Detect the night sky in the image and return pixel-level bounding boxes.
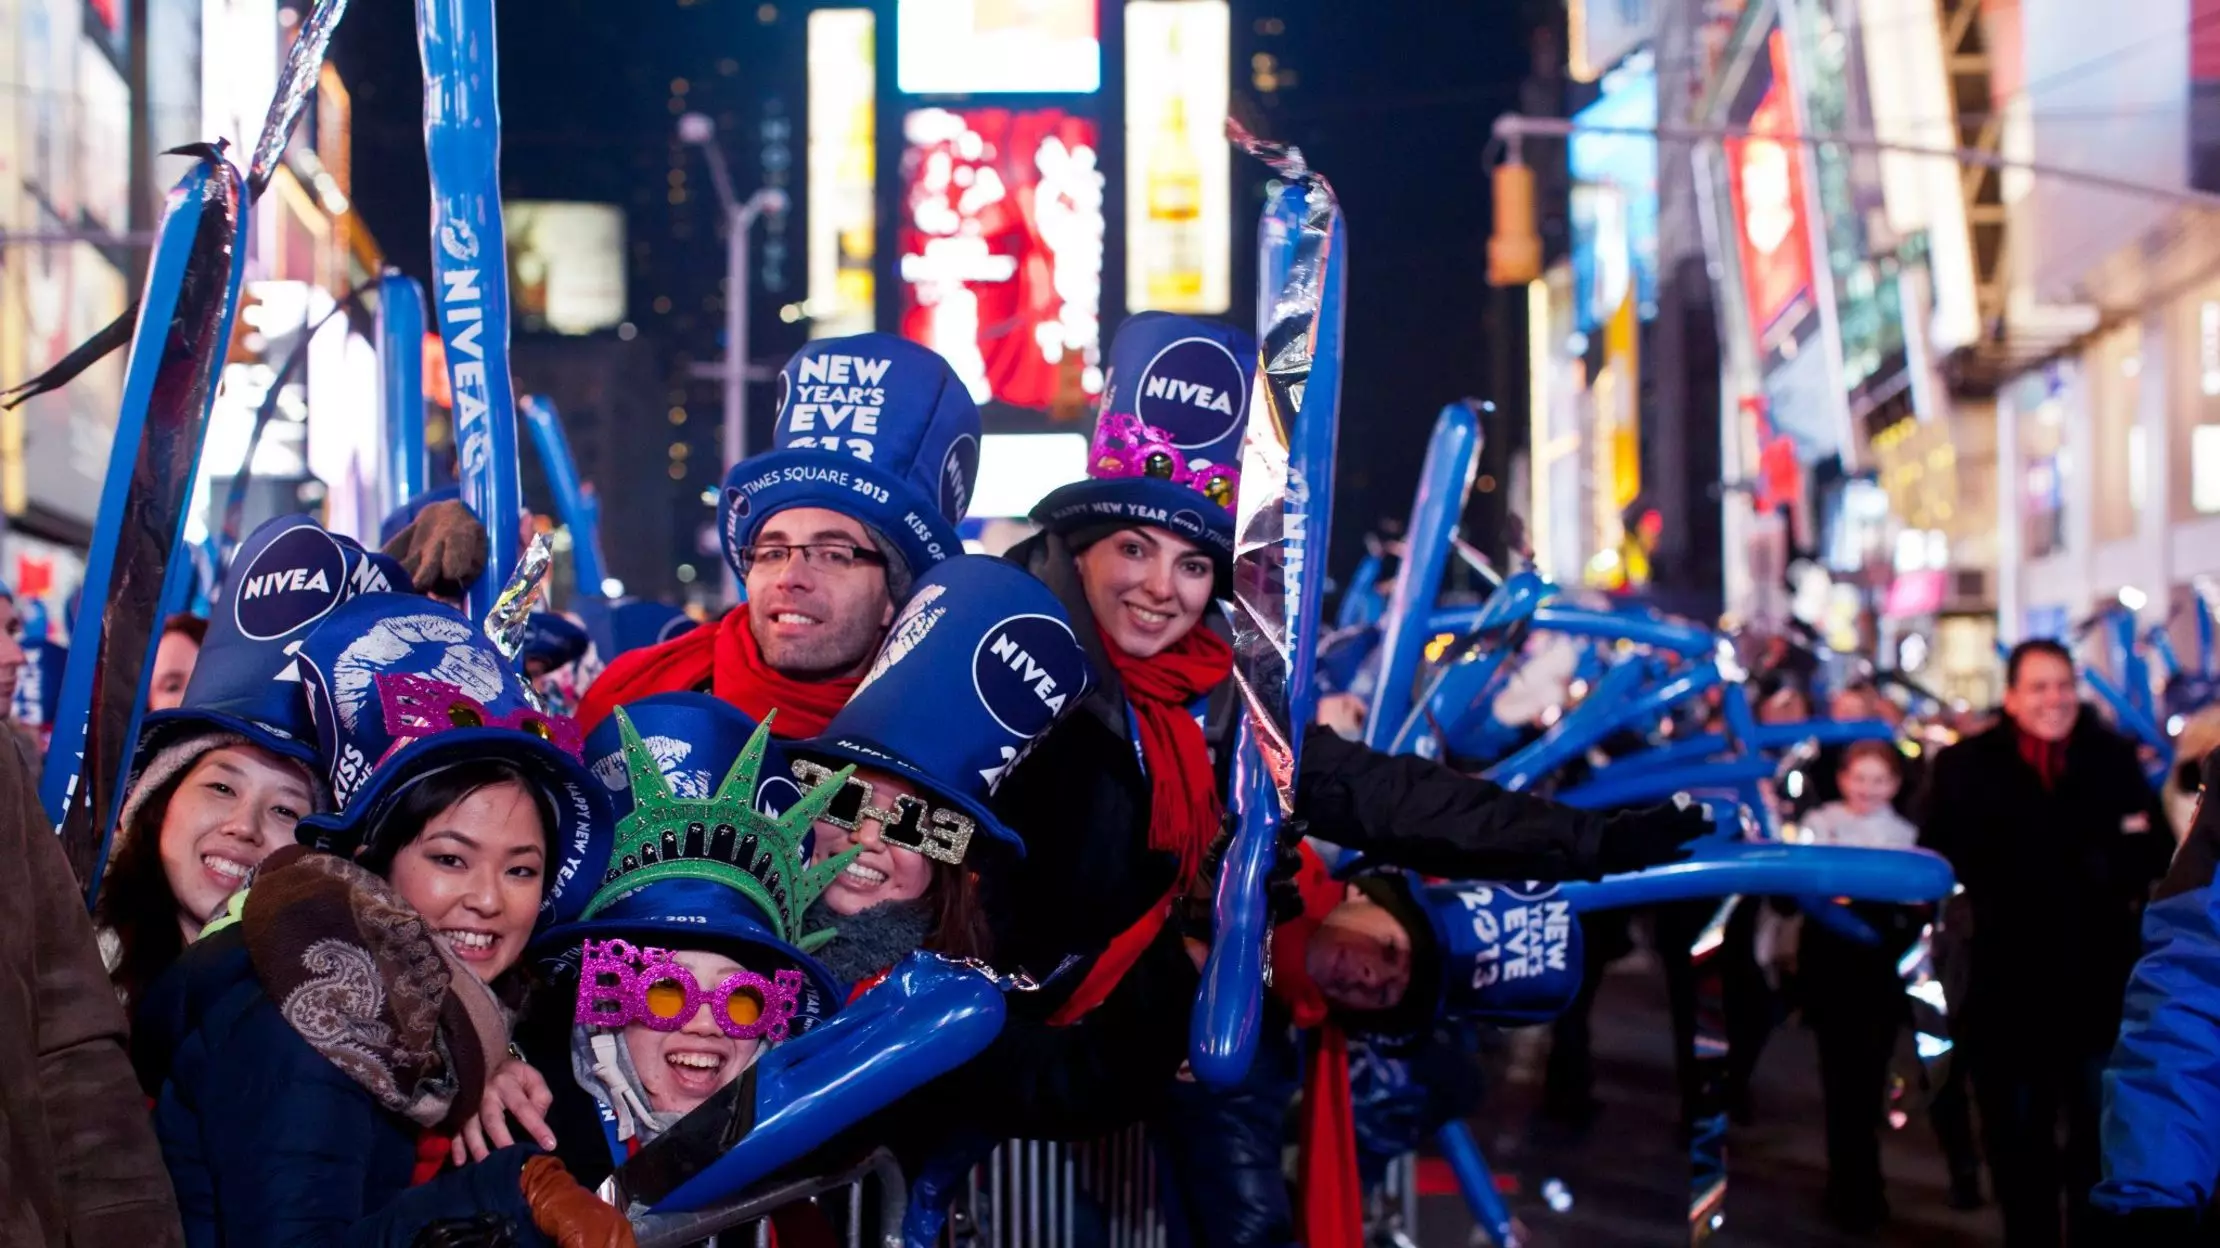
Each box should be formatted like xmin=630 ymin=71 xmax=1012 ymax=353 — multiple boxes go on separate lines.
xmin=327 ymin=0 xmax=1545 ymax=589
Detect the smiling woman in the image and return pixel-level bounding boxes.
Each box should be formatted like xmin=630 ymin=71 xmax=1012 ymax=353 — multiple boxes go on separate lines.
xmin=368 ymin=762 xmax=557 ymax=983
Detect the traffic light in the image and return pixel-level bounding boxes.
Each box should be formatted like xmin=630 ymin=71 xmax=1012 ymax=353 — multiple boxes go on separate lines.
xmin=1488 ymin=158 xmax=1541 ymax=287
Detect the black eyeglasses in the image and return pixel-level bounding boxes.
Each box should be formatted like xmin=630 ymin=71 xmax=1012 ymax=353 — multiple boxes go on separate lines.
xmin=736 ymin=542 xmax=889 ymax=575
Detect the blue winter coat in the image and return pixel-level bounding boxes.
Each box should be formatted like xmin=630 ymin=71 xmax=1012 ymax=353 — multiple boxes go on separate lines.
xmin=136 ymin=926 xmax=551 ymax=1248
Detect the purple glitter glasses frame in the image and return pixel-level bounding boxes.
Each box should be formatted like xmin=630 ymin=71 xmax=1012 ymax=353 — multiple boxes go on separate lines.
xmin=1089 ymin=411 xmax=1241 ymax=512
xmin=575 ymin=938 xmax=806 ymax=1043
xmin=373 ymin=672 xmax=586 ymax=764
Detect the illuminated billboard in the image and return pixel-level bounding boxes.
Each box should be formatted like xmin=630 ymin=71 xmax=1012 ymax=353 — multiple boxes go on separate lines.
xmin=504 ymin=202 xmax=627 ymax=336
xmin=78 ymin=39 xmax=130 ymax=233
xmin=897 ymin=107 xmax=1104 ymax=411
xmin=808 ymin=8 xmax=876 ymax=339
xmin=970 ymin=432 xmax=1088 ymax=518
xmin=1568 ymin=51 xmax=1656 ymax=330
xmin=1125 ymin=0 xmax=1229 ymax=315
xmin=897 ymin=0 xmax=1100 ymax=95
xmin=1725 ymin=33 xmax=1815 ymax=352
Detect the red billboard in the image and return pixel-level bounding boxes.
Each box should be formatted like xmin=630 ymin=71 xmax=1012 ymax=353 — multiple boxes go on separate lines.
xmin=897 ymin=107 xmax=1105 ymax=412
xmin=1725 ymin=32 xmax=1815 ymax=351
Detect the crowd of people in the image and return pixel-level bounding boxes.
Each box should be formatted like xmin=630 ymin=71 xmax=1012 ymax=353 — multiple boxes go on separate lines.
xmin=8 ymin=308 xmax=2220 ymax=1248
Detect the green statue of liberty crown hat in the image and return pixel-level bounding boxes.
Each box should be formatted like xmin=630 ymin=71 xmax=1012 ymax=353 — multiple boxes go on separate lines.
xmin=532 ymin=693 xmax=863 ymax=1018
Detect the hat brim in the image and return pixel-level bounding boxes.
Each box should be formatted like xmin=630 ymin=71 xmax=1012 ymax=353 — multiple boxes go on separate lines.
xmin=294 ymin=728 xmax=612 ymax=930
xmin=790 ymin=733 xmax=1026 ymax=862
xmin=724 ymin=449 xmax=964 ymax=586
xmin=531 ymin=907 xmax=845 ymax=1032
xmin=1030 ymin=478 xmax=1234 ymax=565
xmin=135 ymin=706 xmax=321 ymax=777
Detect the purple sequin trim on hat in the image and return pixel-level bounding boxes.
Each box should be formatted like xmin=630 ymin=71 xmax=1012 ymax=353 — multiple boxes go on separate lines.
xmin=1088 ymin=411 xmax=1240 ymax=513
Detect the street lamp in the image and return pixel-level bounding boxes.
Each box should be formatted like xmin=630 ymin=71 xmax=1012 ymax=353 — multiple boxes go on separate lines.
xmin=678 ymin=111 xmax=787 ymax=600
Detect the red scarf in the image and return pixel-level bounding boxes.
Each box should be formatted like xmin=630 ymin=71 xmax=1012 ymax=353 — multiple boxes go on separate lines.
xmin=2015 ymin=725 xmax=2069 ymax=791
xmin=1046 ymin=625 xmax=1232 ymax=1026
xmin=1273 ymin=846 xmax=1362 ymax=1248
xmin=578 ymin=605 xmax=859 ymax=738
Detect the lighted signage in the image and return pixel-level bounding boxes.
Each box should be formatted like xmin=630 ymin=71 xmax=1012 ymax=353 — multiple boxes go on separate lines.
xmin=970 ymin=432 xmax=1089 ymax=518
xmin=200 ymin=0 xmax=278 ymax=158
xmin=808 ymin=8 xmax=877 ymax=339
xmin=1568 ymin=51 xmax=1656 ymax=330
xmin=1725 ymin=32 xmax=1815 ymax=352
xmin=1125 ymin=0 xmax=1230 ymax=315
xmin=19 ymin=242 xmax=128 ymax=525
xmin=503 ymin=202 xmax=627 ymax=336
xmin=897 ymin=107 xmax=1105 ymax=411
xmin=1569 ymin=0 xmax=1657 ymax=82
xmin=78 ymin=39 xmax=130 ymax=233
xmin=897 ymin=0 xmax=1100 ymax=95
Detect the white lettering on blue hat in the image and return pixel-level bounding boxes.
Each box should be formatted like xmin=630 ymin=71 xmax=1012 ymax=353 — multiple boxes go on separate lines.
xmin=785 ymin=352 xmax=894 ymax=454
xmin=940 ymin=433 xmax=979 ymax=519
xmin=973 ymin=614 xmax=1080 ymax=737
xmin=234 ymin=524 xmax=350 ymax=642
xmin=1137 ymin=337 xmax=1248 ymax=449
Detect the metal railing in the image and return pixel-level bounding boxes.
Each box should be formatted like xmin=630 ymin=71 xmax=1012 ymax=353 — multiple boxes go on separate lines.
xmin=940 ymin=1128 xmax=1166 ymax=1248
xmin=631 ymin=1148 xmax=907 ymax=1248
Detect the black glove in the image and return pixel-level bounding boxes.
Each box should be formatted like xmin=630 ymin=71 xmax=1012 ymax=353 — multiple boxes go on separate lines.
xmin=1187 ymin=814 xmax=1309 ymax=936
xmin=1594 ymin=793 xmax=1713 ymax=877
xmin=410 ymin=1215 xmax=521 ymax=1248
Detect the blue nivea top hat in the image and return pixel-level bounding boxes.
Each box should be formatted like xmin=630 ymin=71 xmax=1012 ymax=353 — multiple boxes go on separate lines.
xmin=790 ymin=555 xmax=1092 ymax=863
xmin=523 ymin=612 xmax=592 ymax=673
xmin=722 ymin=334 xmax=980 ymax=589
xmin=1407 ymin=877 xmax=1583 ymax=1031
xmin=535 ymin=694 xmax=858 ymax=1026
xmin=578 ymin=600 xmax=695 ymax=663
xmin=1031 ymin=312 xmax=1258 ymax=567
xmin=135 ymin=514 xmax=414 ymax=776
xmin=289 ymin=593 xmax=611 ymax=932
xmin=378 ymin=485 xmax=466 ymax=548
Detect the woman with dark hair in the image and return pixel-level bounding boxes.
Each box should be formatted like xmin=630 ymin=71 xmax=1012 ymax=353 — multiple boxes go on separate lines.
xmin=150 ymin=613 xmax=208 ymax=712
xmin=135 ymin=595 xmax=630 ymax=1248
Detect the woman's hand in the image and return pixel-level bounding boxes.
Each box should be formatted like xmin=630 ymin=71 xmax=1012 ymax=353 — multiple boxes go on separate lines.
xmin=452 ymin=1056 xmax=557 ymax=1166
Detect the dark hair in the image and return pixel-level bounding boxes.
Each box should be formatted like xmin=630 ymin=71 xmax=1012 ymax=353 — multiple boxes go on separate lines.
xmin=924 ymin=861 xmax=993 ymax=962
xmin=162 ymin=613 xmax=209 ymax=647
xmin=359 ymin=759 xmax=558 ymax=877
xmin=1838 ymin=739 xmax=1902 ymax=780
xmin=2006 ymin=639 xmax=2074 ymax=689
xmin=96 ymin=770 xmax=194 ymax=1009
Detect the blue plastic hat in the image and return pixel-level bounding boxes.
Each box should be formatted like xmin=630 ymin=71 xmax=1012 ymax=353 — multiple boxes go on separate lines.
xmin=523 ymin=612 xmax=592 ymax=673
xmin=1416 ymin=879 xmax=1584 ymax=1026
xmin=791 ymin=555 xmax=1092 ymax=859
xmin=290 ymin=593 xmax=610 ymax=932
xmin=378 ymin=485 xmax=465 ymax=548
xmin=1031 ymin=313 xmax=1258 ymax=564
xmin=585 ymin=600 xmax=694 ymax=661
xmin=12 ymin=637 xmax=64 ymax=729
xmin=536 ymin=693 xmax=849 ymax=1024
xmin=135 ymin=515 xmax=414 ymax=774
xmin=722 ymin=334 xmax=979 ymax=587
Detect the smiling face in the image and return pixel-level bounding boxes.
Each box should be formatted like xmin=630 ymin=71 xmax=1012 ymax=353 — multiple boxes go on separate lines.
xmin=383 ymin=780 xmax=548 ymax=981
xmin=745 ymin=507 xmax=897 ymax=679
xmin=1306 ymin=886 xmax=1414 ymax=1013
xmin=1838 ymin=753 xmax=1901 ymax=818
xmin=621 ymin=947 xmax=767 ymax=1117
xmin=2005 ymin=647 xmax=2079 ymax=744
xmin=156 ymin=745 xmax=317 ymax=938
xmin=1073 ymin=526 xmax=1215 ymax=659
xmin=150 ymin=629 xmax=201 ymax=712
xmin=810 ymin=765 xmax=936 ymax=915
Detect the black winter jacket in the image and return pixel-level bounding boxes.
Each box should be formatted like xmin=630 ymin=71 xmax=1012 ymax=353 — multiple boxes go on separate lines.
xmin=1918 ymin=712 xmax=2174 ymax=1054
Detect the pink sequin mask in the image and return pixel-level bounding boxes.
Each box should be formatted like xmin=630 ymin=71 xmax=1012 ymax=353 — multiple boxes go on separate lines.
xmin=373 ymin=672 xmax=585 ymax=767
xmin=1088 ymin=410 xmax=1241 ymax=513
xmin=575 ymin=938 xmax=805 ymax=1042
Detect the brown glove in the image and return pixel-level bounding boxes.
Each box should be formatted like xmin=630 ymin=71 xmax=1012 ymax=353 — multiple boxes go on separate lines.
xmin=384 ymin=498 xmax=488 ymax=601
xmin=519 ymin=1155 xmax=637 ymax=1248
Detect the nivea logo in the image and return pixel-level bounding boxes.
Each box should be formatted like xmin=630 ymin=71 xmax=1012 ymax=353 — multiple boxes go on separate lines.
xmin=973 ymin=614 xmax=1082 ymax=738
xmin=1168 ymin=509 xmax=1208 ymax=541
xmin=757 ymin=774 xmax=802 ymax=817
xmin=940 ymin=433 xmax=979 ymax=520
xmin=1135 ymin=336 xmax=1247 ymax=450
xmin=656 ymin=614 xmax=694 ymax=645
xmin=233 ymin=524 xmax=348 ymax=642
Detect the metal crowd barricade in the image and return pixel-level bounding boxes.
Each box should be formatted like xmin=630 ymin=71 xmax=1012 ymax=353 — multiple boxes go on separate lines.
xmin=1367 ymin=1152 xmax=1425 ymax=1247
xmin=630 ymin=1148 xmax=907 ymax=1248
xmin=939 ymin=1128 xmax=1167 ymax=1248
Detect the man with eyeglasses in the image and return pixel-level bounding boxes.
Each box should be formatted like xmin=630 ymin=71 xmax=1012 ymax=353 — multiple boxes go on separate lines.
xmin=578 ymin=333 xmax=981 ymax=739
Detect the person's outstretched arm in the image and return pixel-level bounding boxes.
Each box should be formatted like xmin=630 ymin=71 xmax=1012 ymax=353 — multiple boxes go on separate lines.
xmin=1294 ymin=725 xmax=1707 ymax=881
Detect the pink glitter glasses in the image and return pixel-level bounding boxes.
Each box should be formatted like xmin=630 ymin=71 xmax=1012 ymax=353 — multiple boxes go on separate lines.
xmin=574 ymin=938 xmax=805 ymax=1042
xmin=374 ymin=672 xmax=585 ymax=762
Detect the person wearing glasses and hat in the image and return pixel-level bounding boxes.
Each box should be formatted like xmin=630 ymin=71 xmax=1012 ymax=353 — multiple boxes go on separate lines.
xmin=998 ymin=312 xmax=1712 ymax=1016
xmin=575 ymin=334 xmax=982 ymax=741
xmin=135 ymin=593 xmax=633 ymax=1248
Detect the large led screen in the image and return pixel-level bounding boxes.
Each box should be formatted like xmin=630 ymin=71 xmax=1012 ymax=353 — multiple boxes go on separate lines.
xmin=897 ymin=107 xmax=1104 ymax=411
xmin=503 ymin=202 xmax=627 ymax=336
xmin=1125 ymin=0 xmax=1230 ymax=314
xmin=808 ymin=8 xmax=877 ymax=339
xmin=897 ymin=0 xmax=1100 ymax=95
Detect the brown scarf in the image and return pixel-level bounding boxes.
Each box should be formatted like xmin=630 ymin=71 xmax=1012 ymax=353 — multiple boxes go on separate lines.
xmin=242 ymin=846 xmax=510 ymax=1131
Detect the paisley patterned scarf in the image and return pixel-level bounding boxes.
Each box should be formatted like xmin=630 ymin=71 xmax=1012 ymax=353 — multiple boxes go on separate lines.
xmin=242 ymin=846 xmax=511 ymax=1130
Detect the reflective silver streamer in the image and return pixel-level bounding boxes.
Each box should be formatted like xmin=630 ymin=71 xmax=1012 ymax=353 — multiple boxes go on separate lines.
xmin=248 ymin=0 xmax=354 ymax=198
xmin=1224 ymin=120 xmax=1341 ymax=806
xmin=484 ymin=531 xmax=555 ymax=669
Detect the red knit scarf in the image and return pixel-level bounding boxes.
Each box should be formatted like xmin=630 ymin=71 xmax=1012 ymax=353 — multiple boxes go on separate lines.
xmin=1044 ymin=625 xmax=1233 ymax=1027
xmin=578 ymin=604 xmax=859 ymax=737
xmin=2015 ymin=725 xmax=2069 ymax=791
